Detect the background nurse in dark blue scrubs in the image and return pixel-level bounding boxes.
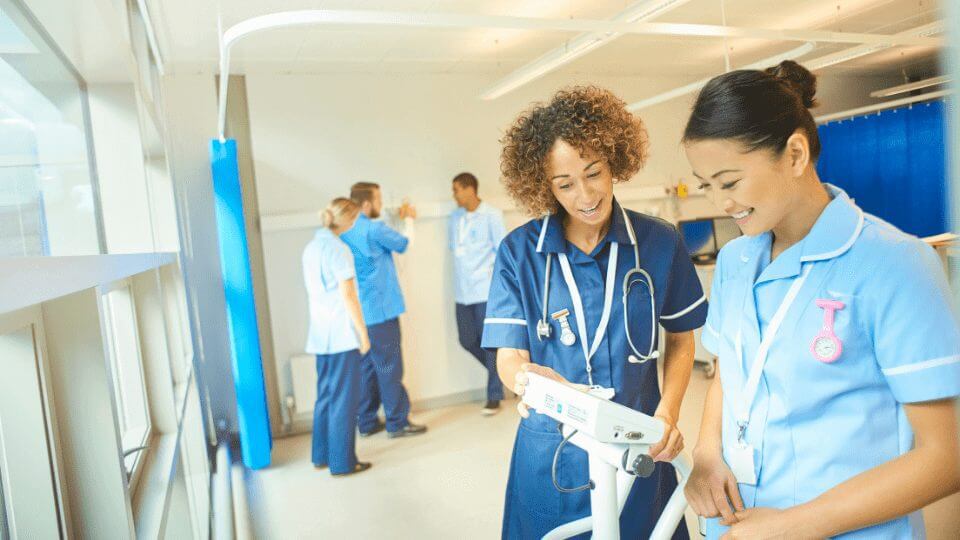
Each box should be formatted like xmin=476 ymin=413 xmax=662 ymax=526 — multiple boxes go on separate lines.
xmin=482 ymin=86 xmax=707 ymax=539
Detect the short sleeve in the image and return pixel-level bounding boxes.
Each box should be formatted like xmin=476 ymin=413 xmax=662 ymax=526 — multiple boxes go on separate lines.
xmin=701 ymin=256 xmax=724 ymax=355
xmin=659 ymin=230 xmax=709 ymax=333
xmin=332 ymin=241 xmax=356 ymax=282
xmin=872 ymin=240 xmax=960 ymax=403
xmin=370 ymin=220 xmax=409 ymax=254
xmin=481 ymin=241 xmax=530 ymax=351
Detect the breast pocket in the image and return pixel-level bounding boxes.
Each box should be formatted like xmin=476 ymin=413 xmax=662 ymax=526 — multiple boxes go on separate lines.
xmin=464 ymin=223 xmax=490 ymax=248
xmin=797 ymin=289 xmax=860 ymax=364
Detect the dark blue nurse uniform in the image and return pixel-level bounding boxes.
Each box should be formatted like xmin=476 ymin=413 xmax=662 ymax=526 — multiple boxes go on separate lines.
xmin=481 ymin=199 xmax=707 ymax=539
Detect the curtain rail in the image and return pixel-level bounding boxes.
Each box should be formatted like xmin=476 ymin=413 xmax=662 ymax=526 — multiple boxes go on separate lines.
xmin=816 ymin=89 xmax=952 ymax=124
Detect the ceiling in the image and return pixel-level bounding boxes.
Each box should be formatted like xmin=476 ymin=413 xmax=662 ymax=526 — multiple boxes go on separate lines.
xmin=147 ymin=0 xmax=944 ymax=80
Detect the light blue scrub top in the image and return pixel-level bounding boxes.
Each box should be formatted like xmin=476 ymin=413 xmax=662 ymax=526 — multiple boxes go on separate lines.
xmin=339 ymin=214 xmax=409 ymax=326
xmin=302 ymin=228 xmax=360 ymax=355
xmin=702 ymin=184 xmax=960 ymax=539
xmin=448 ymin=202 xmax=506 ymax=305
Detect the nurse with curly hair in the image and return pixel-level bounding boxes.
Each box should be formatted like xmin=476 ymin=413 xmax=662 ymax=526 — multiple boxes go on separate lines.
xmin=482 ymin=86 xmax=707 ymax=539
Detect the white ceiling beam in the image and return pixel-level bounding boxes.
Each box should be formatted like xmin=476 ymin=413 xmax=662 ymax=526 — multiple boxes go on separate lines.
xmin=805 ymin=21 xmax=944 ymax=71
xmin=221 ymin=10 xmax=943 ymax=49
xmin=480 ymin=0 xmax=696 ymax=101
xmin=627 ymin=21 xmax=946 ymax=112
xmin=216 ymin=10 xmax=943 ymax=138
xmin=627 ymin=42 xmax=816 ymax=111
xmin=870 ymin=75 xmax=951 ymax=98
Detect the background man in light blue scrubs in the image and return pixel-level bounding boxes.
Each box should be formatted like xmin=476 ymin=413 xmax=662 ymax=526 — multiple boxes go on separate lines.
xmin=341 ymin=182 xmax=427 ymax=439
xmin=448 ymin=172 xmax=507 ymax=415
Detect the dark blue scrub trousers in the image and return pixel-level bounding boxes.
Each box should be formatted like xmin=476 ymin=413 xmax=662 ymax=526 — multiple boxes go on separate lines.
xmin=312 ymin=349 xmax=361 ymax=473
xmin=455 ymin=302 xmax=504 ymax=402
xmin=357 ymin=318 xmax=412 ymax=433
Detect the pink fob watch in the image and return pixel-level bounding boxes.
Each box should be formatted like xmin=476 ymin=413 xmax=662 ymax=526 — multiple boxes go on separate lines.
xmin=811 ymin=299 xmax=845 ymax=363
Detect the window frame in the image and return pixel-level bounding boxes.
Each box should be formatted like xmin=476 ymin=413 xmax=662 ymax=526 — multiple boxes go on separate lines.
xmin=99 ymin=279 xmax=153 ymax=489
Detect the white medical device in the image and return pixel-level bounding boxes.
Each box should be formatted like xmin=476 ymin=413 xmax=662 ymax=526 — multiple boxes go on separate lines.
xmin=523 ymin=372 xmax=665 ymax=445
xmin=523 ymin=373 xmax=691 ymax=540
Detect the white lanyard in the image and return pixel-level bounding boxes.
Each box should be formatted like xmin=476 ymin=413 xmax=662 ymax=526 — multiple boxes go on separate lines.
xmin=456 ymin=213 xmax=472 ymax=254
xmin=458 ymin=213 xmax=470 ymax=245
xmin=556 ymin=242 xmax=619 ymax=386
xmin=734 ymin=263 xmax=812 ymax=444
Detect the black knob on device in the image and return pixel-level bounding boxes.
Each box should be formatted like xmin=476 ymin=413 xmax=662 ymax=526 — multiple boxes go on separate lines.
xmin=632 ymin=454 xmax=655 ymax=478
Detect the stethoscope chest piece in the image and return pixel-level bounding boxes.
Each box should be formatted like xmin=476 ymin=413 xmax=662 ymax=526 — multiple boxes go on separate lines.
xmin=551 ymin=309 xmax=577 ymax=347
xmin=536 ymin=319 xmax=552 ymax=341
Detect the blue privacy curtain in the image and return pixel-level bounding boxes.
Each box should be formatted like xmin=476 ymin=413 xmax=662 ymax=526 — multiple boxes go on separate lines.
xmin=210 ymin=139 xmax=272 ymax=469
xmin=817 ymin=100 xmax=948 ymax=237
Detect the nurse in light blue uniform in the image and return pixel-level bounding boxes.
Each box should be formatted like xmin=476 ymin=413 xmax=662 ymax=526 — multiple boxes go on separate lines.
xmin=302 ymin=198 xmax=372 ymax=476
xmin=682 ymin=61 xmax=960 ymax=538
xmin=449 ymin=172 xmax=507 ymax=414
xmin=484 ymin=87 xmax=707 ymax=539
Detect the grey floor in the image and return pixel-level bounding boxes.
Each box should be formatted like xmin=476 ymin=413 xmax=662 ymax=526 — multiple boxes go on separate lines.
xmin=244 ymin=368 xmax=712 ymax=539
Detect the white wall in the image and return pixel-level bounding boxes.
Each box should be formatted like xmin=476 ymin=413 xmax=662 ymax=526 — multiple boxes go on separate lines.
xmin=239 ymin=70 xmax=786 ymax=406
xmin=245 ymin=69 xmax=902 ymax=408
xmin=87 ymin=84 xmax=154 ymax=253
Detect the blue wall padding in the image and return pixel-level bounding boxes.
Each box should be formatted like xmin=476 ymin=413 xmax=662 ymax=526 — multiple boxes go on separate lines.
xmin=209 ymin=138 xmax=272 ymax=469
xmin=680 ymin=220 xmax=714 ymax=256
xmin=817 ymin=100 xmax=948 ymax=237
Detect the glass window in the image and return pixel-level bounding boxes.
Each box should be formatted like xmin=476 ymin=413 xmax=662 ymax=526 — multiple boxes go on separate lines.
xmin=161 ymin=265 xmax=192 ymax=386
xmin=101 ymin=283 xmax=152 ymax=478
xmin=0 ymin=0 xmax=102 ymax=257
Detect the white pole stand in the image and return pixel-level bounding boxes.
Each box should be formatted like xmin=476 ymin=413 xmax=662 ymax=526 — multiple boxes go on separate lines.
xmin=543 ymin=428 xmax=692 ymax=540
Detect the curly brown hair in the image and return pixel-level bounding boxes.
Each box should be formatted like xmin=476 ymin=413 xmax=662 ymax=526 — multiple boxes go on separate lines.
xmin=500 ymin=86 xmax=650 ymax=216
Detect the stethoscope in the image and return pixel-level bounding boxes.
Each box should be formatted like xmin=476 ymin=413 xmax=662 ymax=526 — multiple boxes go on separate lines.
xmin=535 ymin=207 xmax=660 ymax=375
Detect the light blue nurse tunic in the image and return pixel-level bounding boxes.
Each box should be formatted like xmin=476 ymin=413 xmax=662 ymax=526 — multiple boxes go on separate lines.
xmin=302 ymin=228 xmax=363 ymax=473
xmin=303 ymin=228 xmax=360 ymax=354
xmin=482 ymin=199 xmax=708 ymax=539
xmin=448 ymin=201 xmax=507 ymax=305
xmin=701 ymin=184 xmax=960 ymax=538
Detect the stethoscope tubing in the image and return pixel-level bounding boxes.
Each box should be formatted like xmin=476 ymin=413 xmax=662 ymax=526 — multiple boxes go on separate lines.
xmin=536 ymin=210 xmax=658 ymax=363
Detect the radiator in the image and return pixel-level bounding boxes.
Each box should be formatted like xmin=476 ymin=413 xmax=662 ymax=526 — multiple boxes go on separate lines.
xmin=288 ymin=354 xmax=317 ymax=420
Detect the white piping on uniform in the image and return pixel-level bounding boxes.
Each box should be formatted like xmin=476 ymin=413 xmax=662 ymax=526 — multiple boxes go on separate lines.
xmin=536 ymin=214 xmax=550 ymax=253
xmin=661 ymin=294 xmax=706 ymax=320
xmin=484 ymin=318 xmax=528 ymax=326
xmin=881 ymin=355 xmax=960 ymax=376
xmin=801 ymin=207 xmax=865 ymax=262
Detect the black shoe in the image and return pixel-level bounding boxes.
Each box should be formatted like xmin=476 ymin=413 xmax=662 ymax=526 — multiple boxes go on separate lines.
xmin=359 ymin=421 xmax=385 ymax=437
xmin=387 ymin=422 xmax=427 ymax=438
xmin=313 ymin=463 xmax=328 ymax=470
xmin=481 ymin=400 xmax=501 ymax=416
xmin=331 ymin=462 xmax=372 ymax=476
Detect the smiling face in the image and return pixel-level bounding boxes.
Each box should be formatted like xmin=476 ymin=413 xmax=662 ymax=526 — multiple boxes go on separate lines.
xmin=683 ymin=138 xmax=803 ymax=236
xmin=546 ymin=139 xmax=615 ymax=228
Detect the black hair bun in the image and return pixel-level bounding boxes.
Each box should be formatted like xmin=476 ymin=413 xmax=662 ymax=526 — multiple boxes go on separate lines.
xmin=765 ymin=60 xmax=818 ymax=109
